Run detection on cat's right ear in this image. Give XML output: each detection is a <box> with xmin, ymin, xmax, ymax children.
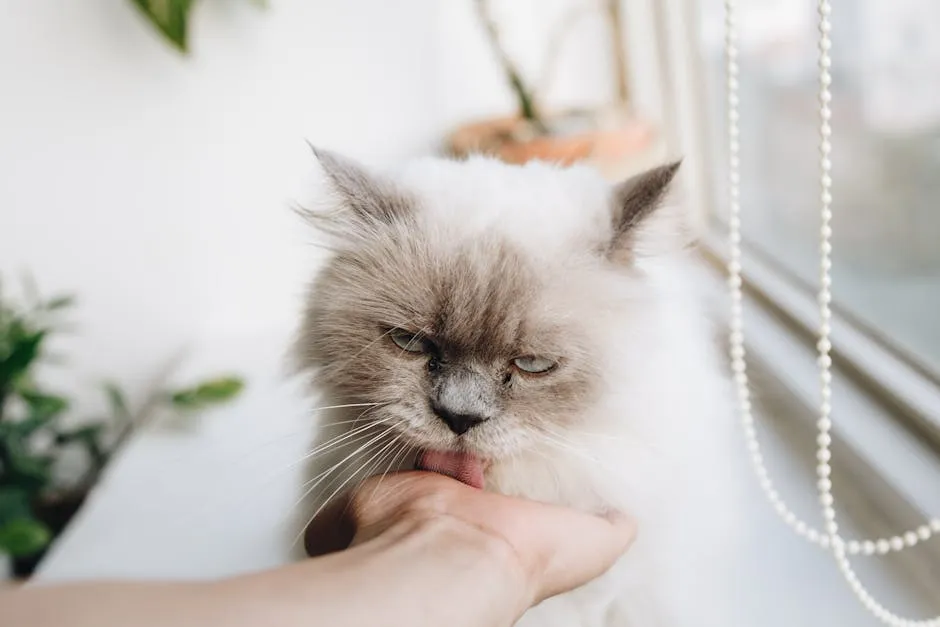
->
<box><xmin>605</xmin><ymin>161</ymin><xmax>689</xmax><ymax>262</ymax></box>
<box><xmin>298</xmin><ymin>144</ymin><xmax>415</xmax><ymax>239</ymax></box>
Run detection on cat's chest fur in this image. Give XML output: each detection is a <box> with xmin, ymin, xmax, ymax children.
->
<box><xmin>488</xmin><ymin>438</ymin><xmax>734</xmax><ymax>627</ymax></box>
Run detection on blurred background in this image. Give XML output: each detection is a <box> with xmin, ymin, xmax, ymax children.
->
<box><xmin>1</xmin><ymin>1</ymin><xmax>939</xmax><ymax>625</ymax></box>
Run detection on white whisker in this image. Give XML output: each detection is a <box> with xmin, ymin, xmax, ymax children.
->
<box><xmin>291</xmin><ymin>426</ymin><xmax>402</xmax><ymax>549</ymax></box>
<box><xmin>202</xmin><ymin>404</ymin><xmax>385</xmax><ymax>470</ymax></box>
<box><xmin>283</xmin><ymin>401</ymin><xmax>392</xmax><ymax>474</ymax></box>
<box><xmin>185</xmin><ymin>419</ymin><xmax>390</xmax><ymax>528</ymax></box>
<box><xmin>288</xmin><ymin>422</ymin><xmax>400</xmax><ymax>527</ymax></box>
<box><xmin>335</xmin><ymin>315</ymin><xmax>422</xmax><ymax>369</ymax></box>
<box><xmin>299</xmin><ymin>414</ymin><xmax>387</xmax><ymax>464</ymax></box>
<box><xmin>361</xmin><ymin>436</ymin><xmax>412</xmax><ymax>511</ymax></box>
<box><xmin>297</xmin><ymin>423</ymin><xmax>396</xmax><ymax>494</ymax></box>
<box><xmin>311</xmin><ymin>401</ymin><xmax>382</xmax><ymax>412</ymax></box>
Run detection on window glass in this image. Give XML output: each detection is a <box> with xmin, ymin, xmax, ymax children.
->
<box><xmin>697</xmin><ymin>0</ymin><xmax>940</xmax><ymax>376</ymax></box>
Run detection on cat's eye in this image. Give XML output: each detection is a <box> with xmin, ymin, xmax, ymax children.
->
<box><xmin>389</xmin><ymin>328</ymin><xmax>426</xmax><ymax>353</ymax></box>
<box><xmin>512</xmin><ymin>356</ymin><xmax>557</xmax><ymax>374</ymax></box>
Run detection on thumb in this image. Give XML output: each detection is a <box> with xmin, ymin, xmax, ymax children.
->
<box><xmin>478</xmin><ymin>496</ymin><xmax>637</xmax><ymax>601</ymax></box>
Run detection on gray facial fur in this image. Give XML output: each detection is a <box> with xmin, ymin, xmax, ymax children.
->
<box><xmin>295</xmin><ymin>148</ymin><xmax>680</xmax><ymax>455</ymax></box>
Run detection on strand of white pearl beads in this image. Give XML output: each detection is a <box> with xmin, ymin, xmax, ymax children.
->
<box><xmin>723</xmin><ymin>0</ymin><xmax>940</xmax><ymax>624</ymax></box>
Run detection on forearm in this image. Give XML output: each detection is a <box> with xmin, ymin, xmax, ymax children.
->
<box><xmin>0</xmin><ymin>580</ymin><xmax>237</xmax><ymax>627</ymax></box>
<box><xmin>0</xmin><ymin>516</ymin><xmax>525</xmax><ymax>627</ymax></box>
<box><xmin>287</xmin><ymin>514</ymin><xmax>527</xmax><ymax>627</ymax></box>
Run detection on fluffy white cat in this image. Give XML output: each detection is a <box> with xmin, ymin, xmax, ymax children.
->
<box><xmin>293</xmin><ymin>148</ymin><xmax>740</xmax><ymax>626</ymax></box>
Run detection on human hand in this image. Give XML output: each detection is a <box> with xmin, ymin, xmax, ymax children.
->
<box><xmin>304</xmin><ymin>471</ymin><xmax>637</xmax><ymax>617</ymax></box>
<box><xmin>0</xmin><ymin>472</ymin><xmax>634</xmax><ymax>627</ymax></box>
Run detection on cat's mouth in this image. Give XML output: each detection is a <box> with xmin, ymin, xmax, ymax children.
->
<box><xmin>415</xmin><ymin>448</ymin><xmax>486</xmax><ymax>489</ymax></box>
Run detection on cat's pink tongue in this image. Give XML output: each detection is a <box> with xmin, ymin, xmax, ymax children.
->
<box><xmin>415</xmin><ymin>449</ymin><xmax>485</xmax><ymax>489</ymax></box>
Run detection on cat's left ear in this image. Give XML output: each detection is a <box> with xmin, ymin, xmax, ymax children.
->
<box><xmin>300</xmin><ymin>144</ymin><xmax>415</xmax><ymax>239</ymax></box>
<box><xmin>606</xmin><ymin>160</ymin><xmax>690</xmax><ymax>262</ymax></box>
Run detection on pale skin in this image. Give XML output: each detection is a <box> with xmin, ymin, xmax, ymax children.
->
<box><xmin>0</xmin><ymin>472</ymin><xmax>636</xmax><ymax>627</ymax></box>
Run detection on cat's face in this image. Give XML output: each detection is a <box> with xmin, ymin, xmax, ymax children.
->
<box><xmin>296</xmin><ymin>149</ymin><xmax>682</xmax><ymax>460</ymax></box>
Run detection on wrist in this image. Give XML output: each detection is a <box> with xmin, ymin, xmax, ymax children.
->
<box><xmin>370</xmin><ymin>512</ymin><xmax>533</xmax><ymax>625</ymax></box>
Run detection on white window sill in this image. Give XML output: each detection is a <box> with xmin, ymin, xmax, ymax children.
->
<box><xmin>698</xmin><ymin>235</ymin><xmax>940</xmax><ymax>602</ymax></box>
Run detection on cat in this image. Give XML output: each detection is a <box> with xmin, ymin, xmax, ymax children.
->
<box><xmin>292</xmin><ymin>147</ymin><xmax>740</xmax><ymax>626</ymax></box>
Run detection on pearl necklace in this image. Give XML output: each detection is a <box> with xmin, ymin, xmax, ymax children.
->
<box><xmin>724</xmin><ymin>1</ymin><xmax>940</xmax><ymax>624</ymax></box>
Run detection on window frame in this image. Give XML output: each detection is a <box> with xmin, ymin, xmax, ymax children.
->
<box><xmin>642</xmin><ymin>0</ymin><xmax>940</xmax><ymax>450</ymax></box>
<box><xmin>625</xmin><ymin>0</ymin><xmax>940</xmax><ymax>587</ymax></box>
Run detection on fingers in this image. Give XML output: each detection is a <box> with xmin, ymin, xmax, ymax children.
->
<box><xmin>303</xmin><ymin>471</ymin><xmax>637</xmax><ymax>604</ymax></box>
<box><xmin>303</xmin><ymin>491</ymin><xmax>357</xmax><ymax>557</ymax></box>
<box><xmin>488</xmin><ymin>498</ymin><xmax>637</xmax><ymax>601</ymax></box>
<box><xmin>304</xmin><ymin>472</ymin><xmax>450</xmax><ymax>556</ymax></box>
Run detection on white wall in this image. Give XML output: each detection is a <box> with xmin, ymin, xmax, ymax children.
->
<box><xmin>0</xmin><ymin>0</ymin><xmax>637</xmax><ymax>405</ymax></box>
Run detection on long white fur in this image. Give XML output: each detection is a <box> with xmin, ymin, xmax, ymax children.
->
<box><xmin>300</xmin><ymin>155</ymin><xmax>742</xmax><ymax>627</ymax></box>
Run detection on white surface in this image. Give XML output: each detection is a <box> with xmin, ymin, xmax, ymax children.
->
<box><xmin>0</xmin><ymin>0</ymin><xmax>626</xmax><ymax>410</ymax></box>
<box><xmin>36</xmin><ymin>329</ymin><xmax>310</xmax><ymax>581</ymax></box>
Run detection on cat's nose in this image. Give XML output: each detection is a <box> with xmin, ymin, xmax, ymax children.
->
<box><xmin>431</xmin><ymin>403</ymin><xmax>488</xmax><ymax>435</ymax></box>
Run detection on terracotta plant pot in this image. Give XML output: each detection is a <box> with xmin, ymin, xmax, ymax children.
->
<box><xmin>445</xmin><ymin>106</ymin><xmax>659</xmax><ymax>180</ymax></box>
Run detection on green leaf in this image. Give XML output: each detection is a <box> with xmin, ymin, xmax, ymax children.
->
<box><xmin>44</xmin><ymin>295</ymin><xmax>75</xmax><ymax>311</ymax></box>
<box><xmin>0</xmin><ymin>487</ymin><xmax>32</xmax><ymax>524</ymax></box>
<box><xmin>21</xmin><ymin>272</ymin><xmax>41</xmax><ymax>311</ymax></box>
<box><xmin>169</xmin><ymin>376</ymin><xmax>244</xmax><ymax>410</ymax></box>
<box><xmin>0</xmin><ymin>518</ymin><xmax>51</xmax><ymax>557</ymax></box>
<box><xmin>0</xmin><ymin>326</ymin><xmax>45</xmax><ymax>390</ymax></box>
<box><xmin>103</xmin><ymin>382</ymin><xmax>131</xmax><ymax>423</ymax></box>
<box><xmin>10</xmin><ymin>415</ymin><xmax>55</xmax><ymax>439</ymax></box>
<box><xmin>0</xmin><ymin>330</ymin><xmax>46</xmax><ymax>384</ymax></box>
<box><xmin>5</xmin><ymin>455</ymin><xmax>53</xmax><ymax>493</ymax></box>
<box><xmin>21</xmin><ymin>390</ymin><xmax>69</xmax><ymax>422</ymax></box>
<box><xmin>131</xmin><ymin>0</ymin><xmax>195</xmax><ymax>52</ymax></box>
<box><xmin>1</xmin><ymin>390</ymin><xmax>67</xmax><ymax>437</ymax></box>
<box><xmin>2</xmin><ymin>435</ymin><xmax>54</xmax><ymax>492</ymax></box>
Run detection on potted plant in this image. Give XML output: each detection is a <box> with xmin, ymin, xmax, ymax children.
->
<box><xmin>446</xmin><ymin>0</ymin><xmax>657</xmax><ymax>177</ymax></box>
<box><xmin>0</xmin><ymin>279</ymin><xmax>245</xmax><ymax>578</ymax></box>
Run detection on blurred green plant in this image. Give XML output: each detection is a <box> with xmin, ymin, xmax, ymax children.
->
<box><xmin>471</xmin><ymin>0</ymin><xmax>630</xmax><ymax>135</ymax></box>
<box><xmin>0</xmin><ymin>277</ymin><xmax>244</xmax><ymax>568</ymax></box>
<box><xmin>130</xmin><ymin>0</ymin><xmax>268</xmax><ymax>53</ymax></box>
<box><xmin>473</xmin><ymin>0</ymin><xmax>546</xmax><ymax>131</ymax></box>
